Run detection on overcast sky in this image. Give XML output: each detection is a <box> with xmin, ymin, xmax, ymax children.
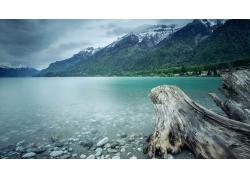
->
<box><xmin>0</xmin><ymin>19</ymin><xmax>192</xmax><ymax>70</ymax></box>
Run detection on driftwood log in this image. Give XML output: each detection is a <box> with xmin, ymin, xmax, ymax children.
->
<box><xmin>143</xmin><ymin>70</ymin><xmax>250</xmax><ymax>159</ymax></box>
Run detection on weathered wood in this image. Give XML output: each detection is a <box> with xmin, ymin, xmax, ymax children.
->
<box><xmin>219</xmin><ymin>70</ymin><xmax>250</xmax><ymax>108</ymax></box>
<box><xmin>209</xmin><ymin>93</ymin><xmax>250</xmax><ymax>124</ymax></box>
<box><xmin>144</xmin><ymin>70</ymin><xmax>250</xmax><ymax>159</ymax></box>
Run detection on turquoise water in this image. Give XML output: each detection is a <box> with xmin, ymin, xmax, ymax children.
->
<box><xmin>0</xmin><ymin>77</ymin><xmax>226</xmax><ymax>158</ymax></box>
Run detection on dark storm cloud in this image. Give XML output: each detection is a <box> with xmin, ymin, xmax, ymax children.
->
<box><xmin>0</xmin><ymin>19</ymin><xmax>192</xmax><ymax>70</ymax></box>
<box><xmin>0</xmin><ymin>19</ymin><xmax>85</xmax><ymax>58</ymax></box>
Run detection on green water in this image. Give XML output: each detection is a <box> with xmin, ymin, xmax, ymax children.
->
<box><xmin>0</xmin><ymin>77</ymin><xmax>225</xmax><ymax>158</ymax></box>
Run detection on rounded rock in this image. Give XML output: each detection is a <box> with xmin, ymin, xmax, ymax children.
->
<box><xmin>80</xmin><ymin>154</ymin><xmax>87</xmax><ymax>159</ymax></box>
<box><xmin>50</xmin><ymin>150</ymin><xmax>64</xmax><ymax>157</ymax></box>
<box><xmin>22</xmin><ymin>152</ymin><xmax>36</xmax><ymax>158</ymax></box>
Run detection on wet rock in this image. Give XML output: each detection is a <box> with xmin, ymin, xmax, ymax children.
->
<box><xmin>95</xmin><ymin>148</ymin><xmax>102</xmax><ymax>156</ymax></box>
<box><xmin>16</xmin><ymin>140</ymin><xmax>25</xmax><ymax>147</ymax></box>
<box><xmin>168</xmin><ymin>154</ymin><xmax>174</xmax><ymax>159</ymax></box>
<box><xmin>33</xmin><ymin>147</ymin><xmax>47</xmax><ymax>154</ymax></box>
<box><xmin>120</xmin><ymin>132</ymin><xmax>127</xmax><ymax>138</ymax></box>
<box><xmin>111</xmin><ymin>142</ymin><xmax>118</xmax><ymax>149</ymax></box>
<box><xmin>60</xmin><ymin>154</ymin><xmax>70</xmax><ymax>159</ymax></box>
<box><xmin>72</xmin><ymin>153</ymin><xmax>78</xmax><ymax>157</ymax></box>
<box><xmin>130</xmin><ymin>134</ymin><xmax>137</xmax><ymax>138</ymax></box>
<box><xmin>26</xmin><ymin>143</ymin><xmax>36</xmax><ymax>148</ymax></box>
<box><xmin>105</xmin><ymin>155</ymin><xmax>110</xmax><ymax>159</ymax></box>
<box><xmin>51</xmin><ymin>135</ymin><xmax>59</xmax><ymax>142</ymax></box>
<box><xmin>97</xmin><ymin>137</ymin><xmax>109</xmax><ymax>147</ymax></box>
<box><xmin>63</xmin><ymin>150</ymin><xmax>68</xmax><ymax>154</ymax></box>
<box><xmin>68</xmin><ymin>138</ymin><xmax>79</xmax><ymax>142</ymax></box>
<box><xmin>107</xmin><ymin>148</ymin><xmax>117</xmax><ymax>153</ymax></box>
<box><xmin>104</xmin><ymin>143</ymin><xmax>111</xmax><ymax>148</ymax></box>
<box><xmin>15</xmin><ymin>146</ymin><xmax>26</xmax><ymax>153</ymax></box>
<box><xmin>86</xmin><ymin>154</ymin><xmax>95</xmax><ymax>159</ymax></box>
<box><xmin>50</xmin><ymin>150</ymin><xmax>63</xmax><ymax>157</ymax></box>
<box><xmin>137</xmin><ymin>148</ymin><xmax>142</xmax><ymax>152</ymax></box>
<box><xmin>80</xmin><ymin>154</ymin><xmax>86</xmax><ymax>159</ymax></box>
<box><xmin>120</xmin><ymin>148</ymin><xmax>126</xmax><ymax>152</ymax></box>
<box><xmin>68</xmin><ymin>148</ymin><xmax>73</xmax><ymax>152</ymax></box>
<box><xmin>130</xmin><ymin>155</ymin><xmax>137</xmax><ymax>159</ymax></box>
<box><xmin>55</xmin><ymin>142</ymin><xmax>64</xmax><ymax>147</ymax></box>
<box><xmin>22</xmin><ymin>152</ymin><xmax>36</xmax><ymax>158</ymax></box>
<box><xmin>53</xmin><ymin>147</ymin><xmax>59</xmax><ymax>151</ymax></box>
<box><xmin>112</xmin><ymin>156</ymin><xmax>120</xmax><ymax>159</ymax></box>
<box><xmin>81</xmin><ymin>141</ymin><xmax>93</xmax><ymax>148</ymax></box>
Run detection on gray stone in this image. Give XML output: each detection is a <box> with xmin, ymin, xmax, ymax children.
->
<box><xmin>22</xmin><ymin>152</ymin><xmax>36</xmax><ymax>158</ymax></box>
<box><xmin>72</xmin><ymin>153</ymin><xmax>78</xmax><ymax>157</ymax></box>
<box><xmin>80</xmin><ymin>154</ymin><xmax>86</xmax><ymax>159</ymax></box>
<box><xmin>112</xmin><ymin>156</ymin><xmax>120</xmax><ymax>159</ymax></box>
<box><xmin>60</xmin><ymin>154</ymin><xmax>70</xmax><ymax>159</ymax></box>
<box><xmin>120</xmin><ymin>148</ymin><xmax>126</xmax><ymax>152</ymax></box>
<box><xmin>68</xmin><ymin>148</ymin><xmax>73</xmax><ymax>152</ymax></box>
<box><xmin>120</xmin><ymin>132</ymin><xmax>127</xmax><ymax>138</ymax></box>
<box><xmin>104</xmin><ymin>143</ymin><xmax>111</xmax><ymax>148</ymax></box>
<box><xmin>137</xmin><ymin>148</ymin><xmax>142</xmax><ymax>152</ymax></box>
<box><xmin>55</xmin><ymin>142</ymin><xmax>64</xmax><ymax>147</ymax></box>
<box><xmin>16</xmin><ymin>140</ymin><xmax>25</xmax><ymax>147</ymax></box>
<box><xmin>130</xmin><ymin>155</ymin><xmax>137</xmax><ymax>159</ymax></box>
<box><xmin>107</xmin><ymin>148</ymin><xmax>117</xmax><ymax>153</ymax></box>
<box><xmin>97</xmin><ymin>137</ymin><xmax>109</xmax><ymax>147</ymax></box>
<box><xmin>50</xmin><ymin>150</ymin><xmax>64</xmax><ymax>157</ymax></box>
<box><xmin>105</xmin><ymin>155</ymin><xmax>110</xmax><ymax>159</ymax></box>
<box><xmin>95</xmin><ymin>148</ymin><xmax>102</xmax><ymax>156</ymax></box>
<box><xmin>167</xmin><ymin>154</ymin><xmax>174</xmax><ymax>159</ymax></box>
<box><xmin>15</xmin><ymin>146</ymin><xmax>26</xmax><ymax>153</ymax></box>
<box><xmin>86</xmin><ymin>154</ymin><xmax>96</xmax><ymax>159</ymax></box>
<box><xmin>51</xmin><ymin>135</ymin><xmax>58</xmax><ymax>142</ymax></box>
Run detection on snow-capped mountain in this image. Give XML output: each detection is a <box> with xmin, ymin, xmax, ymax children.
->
<box><xmin>0</xmin><ymin>63</ymin><xmax>40</xmax><ymax>77</ymax></box>
<box><xmin>37</xmin><ymin>47</ymin><xmax>102</xmax><ymax>76</ymax></box>
<box><xmin>0</xmin><ymin>63</ymin><xmax>29</xmax><ymax>69</ymax></box>
<box><xmin>106</xmin><ymin>24</ymin><xmax>182</xmax><ymax>49</ymax></box>
<box><xmin>78</xmin><ymin>47</ymin><xmax>102</xmax><ymax>57</ymax></box>
<box><xmin>200</xmin><ymin>19</ymin><xmax>227</xmax><ymax>28</ymax></box>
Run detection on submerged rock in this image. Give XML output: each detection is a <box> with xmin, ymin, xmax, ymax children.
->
<box><xmin>107</xmin><ymin>148</ymin><xmax>117</xmax><ymax>153</ymax></box>
<box><xmin>80</xmin><ymin>154</ymin><xmax>87</xmax><ymax>159</ymax></box>
<box><xmin>16</xmin><ymin>140</ymin><xmax>25</xmax><ymax>147</ymax></box>
<box><xmin>112</xmin><ymin>156</ymin><xmax>120</xmax><ymax>159</ymax></box>
<box><xmin>95</xmin><ymin>148</ymin><xmax>102</xmax><ymax>156</ymax></box>
<box><xmin>130</xmin><ymin>155</ymin><xmax>137</xmax><ymax>159</ymax></box>
<box><xmin>86</xmin><ymin>155</ymin><xmax>95</xmax><ymax>159</ymax></box>
<box><xmin>51</xmin><ymin>135</ymin><xmax>59</xmax><ymax>142</ymax></box>
<box><xmin>15</xmin><ymin>146</ymin><xmax>26</xmax><ymax>153</ymax></box>
<box><xmin>50</xmin><ymin>150</ymin><xmax>63</xmax><ymax>157</ymax></box>
<box><xmin>72</xmin><ymin>153</ymin><xmax>78</xmax><ymax>157</ymax></box>
<box><xmin>22</xmin><ymin>152</ymin><xmax>36</xmax><ymax>158</ymax></box>
<box><xmin>97</xmin><ymin>137</ymin><xmax>109</xmax><ymax>147</ymax></box>
<box><xmin>60</xmin><ymin>154</ymin><xmax>70</xmax><ymax>159</ymax></box>
<box><xmin>55</xmin><ymin>142</ymin><xmax>64</xmax><ymax>147</ymax></box>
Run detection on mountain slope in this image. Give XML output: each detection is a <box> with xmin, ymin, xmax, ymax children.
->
<box><xmin>60</xmin><ymin>25</ymin><xmax>182</xmax><ymax>76</ymax></box>
<box><xmin>0</xmin><ymin>64</ymin><xmax>40</xmax><ymax>77</ymax></box>
<box><xmin>189</xmin><ymin>19</ymin><xmax>250</xmax><ymax>65</ymax></box>
<box><xmin>128</xmin><ymin>19</ymin><xmax>225</xmax><ymax>71</ymax></box>
<box><xmin>37</xmin><ymin>47</ymin><xmax>102</xmax><ymax>76</ymax></box>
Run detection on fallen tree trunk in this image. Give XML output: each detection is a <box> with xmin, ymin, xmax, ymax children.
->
<box><xmin>143</xmin><ymin>70</ymin><xmax>250</xmax><ymax>159</ymax></box>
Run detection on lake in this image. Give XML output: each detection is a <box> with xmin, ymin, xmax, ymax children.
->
<box><xmin>0</xmin><ymin>77</ymin><xmax>226</xmax><ymax>159</ymax></box>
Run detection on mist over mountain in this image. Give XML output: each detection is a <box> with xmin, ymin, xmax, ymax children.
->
<box><xmin>0</xmin><ymin>64</ymin><xmax>40</xmax><ymax>77</ymax></box>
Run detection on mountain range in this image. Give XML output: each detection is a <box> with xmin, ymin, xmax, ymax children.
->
<box><xmin>3</xmin><ymin>19</ymin><xmax>250</xmax><ymax>77</ymax></box>
<box><xmin>0</xmin><ymin>64</ymin><xmax>40</xmax><ymax>77</ymax></box>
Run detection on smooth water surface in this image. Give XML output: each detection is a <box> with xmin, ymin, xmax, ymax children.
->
<box><xmin>0</xmin><ymin>77</ymin><xmax>226</xmax><ymax>159</ymax></box>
